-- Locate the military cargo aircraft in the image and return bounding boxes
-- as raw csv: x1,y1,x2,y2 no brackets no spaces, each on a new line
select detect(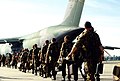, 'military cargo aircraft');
0,0,119,54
